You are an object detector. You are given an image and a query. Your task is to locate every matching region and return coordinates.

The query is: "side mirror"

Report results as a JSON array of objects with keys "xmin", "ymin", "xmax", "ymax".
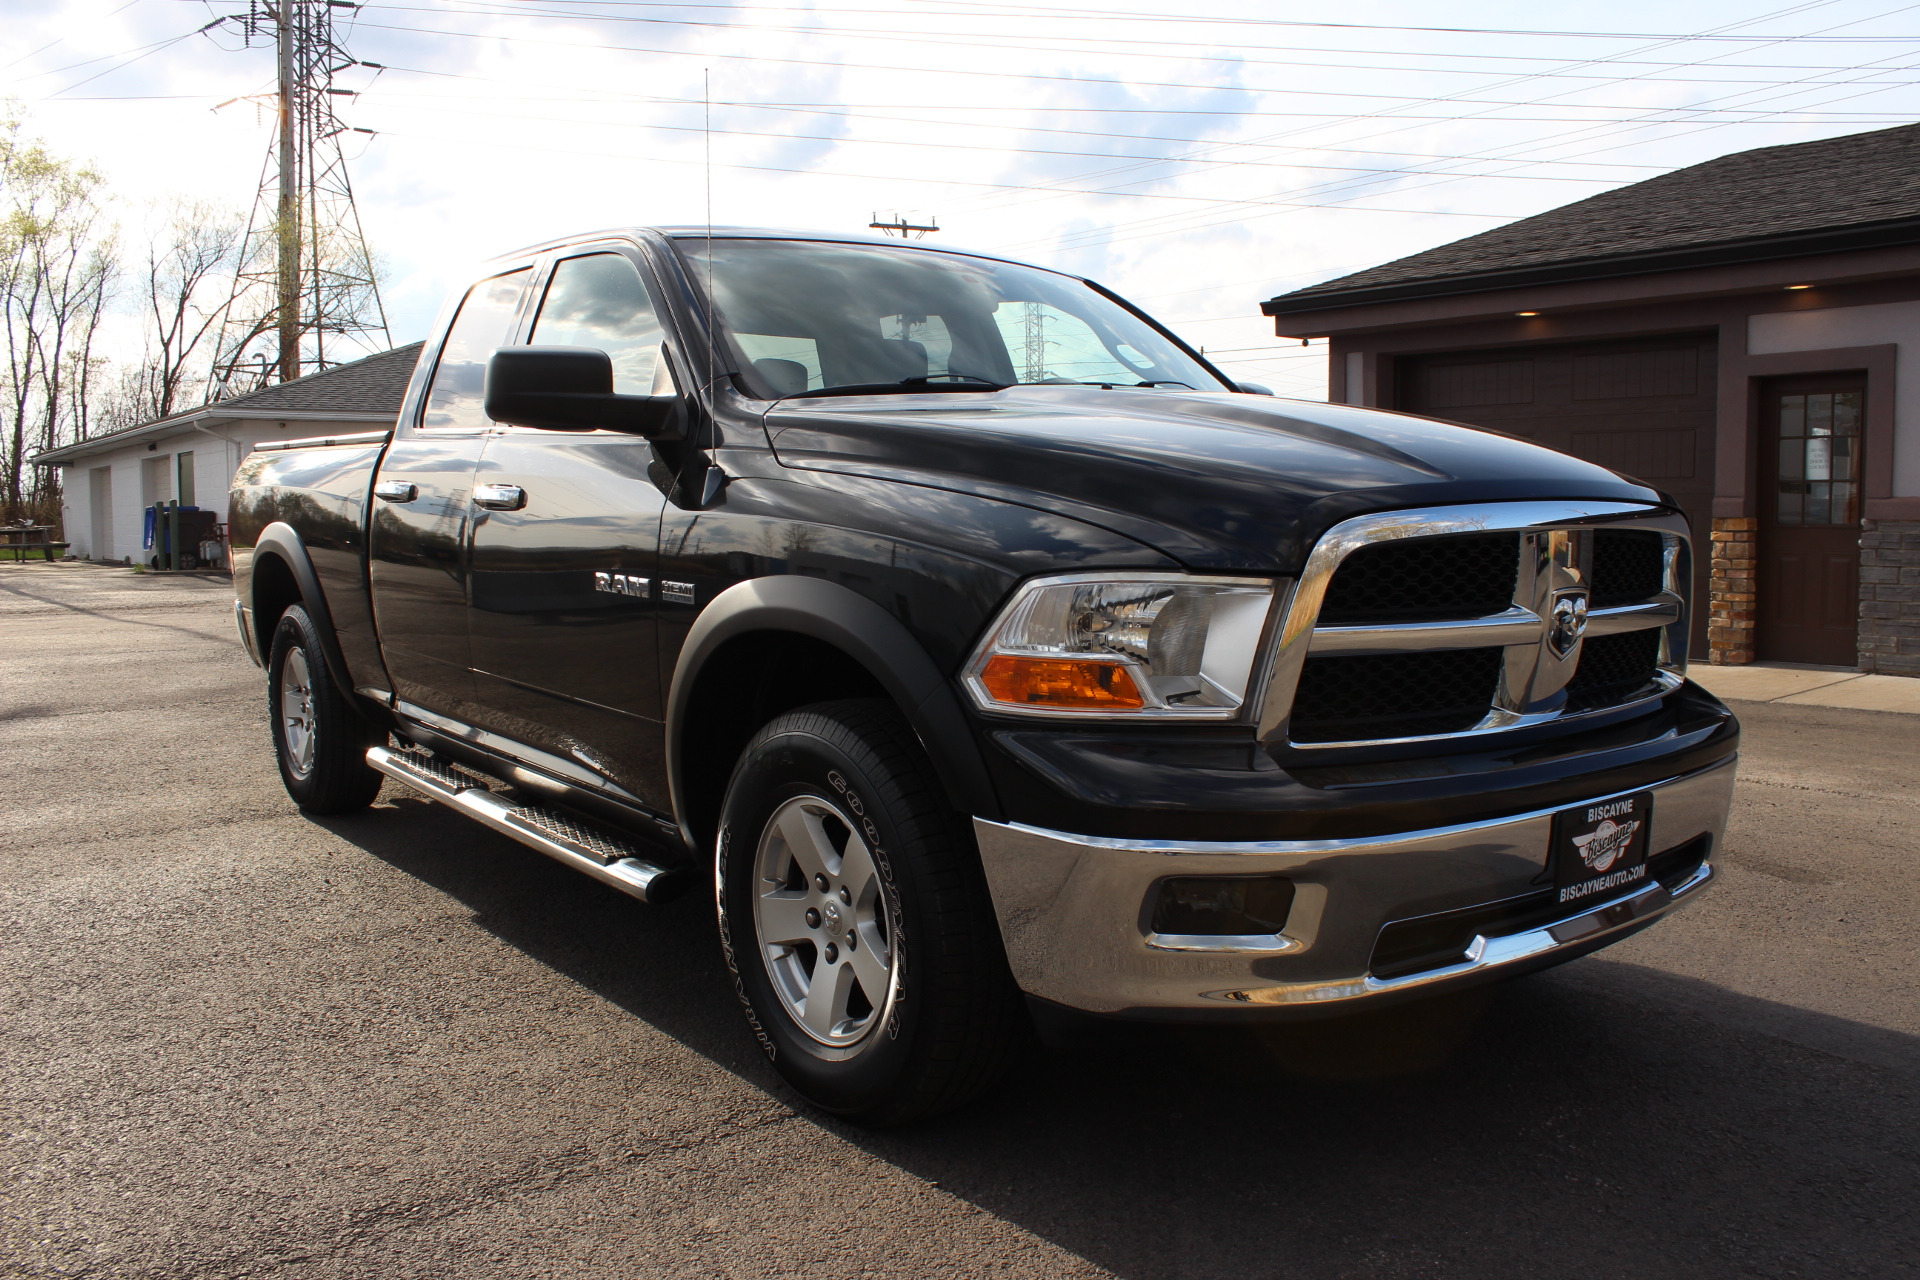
[
  {"xmin": 1233, "ymin": 381, "xmax": 1275, "ymax": 396},
  {"xmin": 483, "ymin": 347, "xmax": 683, "ymax": 439}
]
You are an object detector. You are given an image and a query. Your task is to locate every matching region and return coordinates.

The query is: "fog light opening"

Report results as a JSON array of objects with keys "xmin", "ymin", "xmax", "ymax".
[{"xmin": 1149, "ymin": 876, "xmax": 1296, "ymax": 937}]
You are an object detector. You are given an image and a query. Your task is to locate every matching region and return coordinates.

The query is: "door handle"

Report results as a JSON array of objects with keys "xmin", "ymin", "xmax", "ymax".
[
  {"xmin": 473, "ymin": 483, "xmax": 527, "ymax": 511},
  {"xmin": 373, "ymin": 481, "xmax": 417, "ymax": 503}
]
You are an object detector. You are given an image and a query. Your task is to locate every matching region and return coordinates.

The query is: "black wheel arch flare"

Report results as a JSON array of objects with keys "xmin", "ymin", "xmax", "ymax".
[
  {"xmin": 247, "ymin": 522, "xmax": 370, "ymax": 722},
  {"xmin": 666, "ymin": 575, "xmax": 1004, "ymax": 856}
]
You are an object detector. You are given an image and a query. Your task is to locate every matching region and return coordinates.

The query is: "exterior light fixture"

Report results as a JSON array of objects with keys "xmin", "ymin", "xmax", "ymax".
[
  {"xmin": 1786, "ymin": 284, "xmax": 1813, "ymax": 291},
  {"xmin": 1515, "ymin": 310, "xmax": 1539, "ymax": 317}
]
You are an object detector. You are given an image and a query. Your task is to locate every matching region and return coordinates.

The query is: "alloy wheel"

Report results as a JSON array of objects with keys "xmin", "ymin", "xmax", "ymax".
[
  {"xmin": 751, "ymin": 795, "xmax": 898, "ymax": 1047},
  {"xmin": 279, "ymin": 647, "xmax": 317, "ymax": 778}
]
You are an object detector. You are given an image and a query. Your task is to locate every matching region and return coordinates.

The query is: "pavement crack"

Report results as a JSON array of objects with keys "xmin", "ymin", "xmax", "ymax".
[{"xmin": 1737, "ymin": 773, "xmax": 1915, "ymax": 806}]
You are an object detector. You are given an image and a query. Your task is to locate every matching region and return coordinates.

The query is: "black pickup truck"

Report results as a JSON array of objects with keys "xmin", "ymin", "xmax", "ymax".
[{"xmin": 230, "ymin": 227, "xmax": 1738, "ymax": 1124}]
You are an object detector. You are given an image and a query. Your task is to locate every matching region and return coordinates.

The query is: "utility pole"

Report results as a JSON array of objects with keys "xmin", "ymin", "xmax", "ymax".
[
  {"xmin": 210, "ymin": 0, "xmax": 390, "ymax": 398},
  {"xmin": 868, "ymin": 212, "xmax": 939, "ymax": 240},
  {"xmin": 274, "ymin": 0, "xmax": 300, "ymax": 386}
]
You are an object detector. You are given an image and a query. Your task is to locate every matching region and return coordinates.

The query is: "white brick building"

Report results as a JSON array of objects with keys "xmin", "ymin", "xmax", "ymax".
[{"xmin": 33, "ymin": 343, "xmax": 422, "ymax": 564}]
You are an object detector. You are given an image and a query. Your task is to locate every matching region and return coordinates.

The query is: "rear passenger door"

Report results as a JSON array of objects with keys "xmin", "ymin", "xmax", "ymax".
[
  {"xmin": 370, "ymin": 267, "xmax": 532, "ymax": 719},
  {"xmin": 464, "ymin": 248, "xmax": 675, "ymax": 811}
]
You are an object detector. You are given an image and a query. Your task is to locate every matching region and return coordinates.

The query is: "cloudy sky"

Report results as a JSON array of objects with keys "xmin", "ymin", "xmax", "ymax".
[{"xmin": 7, "ymin": 0, "xmax": 1920, "ymax": 398}]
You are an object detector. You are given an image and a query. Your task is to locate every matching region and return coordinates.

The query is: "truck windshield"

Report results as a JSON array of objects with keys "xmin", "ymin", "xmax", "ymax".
[{"xmin": 675, "ymin": 237, "xmax": 1228, "ymax": 399}]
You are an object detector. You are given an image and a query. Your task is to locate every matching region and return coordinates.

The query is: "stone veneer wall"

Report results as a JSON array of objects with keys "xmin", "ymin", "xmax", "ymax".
[
  {"xmin": 1707, "ymin": 517, "xmax": 1757, "ymax": 665},
  {"xmin": 1860, "ymin": 519, "xmax": 1920, "ymax": 676}
]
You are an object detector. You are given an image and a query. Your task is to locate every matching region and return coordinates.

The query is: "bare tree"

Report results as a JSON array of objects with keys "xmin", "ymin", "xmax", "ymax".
[
  {"xmin": 0, "ymin": 113, "xmax": 115, "ymax": 523},
  {"xmin": 134, "ymin": 199, "xmax": 244, "ymax": 421}
]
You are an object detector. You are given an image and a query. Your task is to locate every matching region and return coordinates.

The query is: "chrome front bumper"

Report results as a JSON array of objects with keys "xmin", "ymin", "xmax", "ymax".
[{"xmin": 974, "ymin": 754, "xmax": 1736, "ymax": 1016}]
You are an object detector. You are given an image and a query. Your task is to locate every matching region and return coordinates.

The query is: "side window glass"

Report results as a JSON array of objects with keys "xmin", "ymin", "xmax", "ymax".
[
  {"xmin": 421, "ymin": 268, "xmax": 532, "ymax": 430},
  {"xmin": 529, "ymin": 253, "xmax": 663, "ymax": 395}
]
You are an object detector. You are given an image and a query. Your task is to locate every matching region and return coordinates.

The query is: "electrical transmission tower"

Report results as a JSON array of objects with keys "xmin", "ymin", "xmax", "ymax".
[
  {"xmin": 210, "ymin": 0, "xmax": 390, "ymax": 398},
  {"xmin": 1020, "ymin": 302, "xmax": 1051, "ymax": 383}
]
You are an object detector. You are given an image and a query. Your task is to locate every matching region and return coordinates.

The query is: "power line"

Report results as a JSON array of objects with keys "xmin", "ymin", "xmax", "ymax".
[
  {"xmin": 1005, "ymin": 0, "xmax": 1919, "ymax": 253},
  {"xmin": 357, "ymin": 94, "xmax": 1632, "ymax": 184},
  {"xmin": 362, "ymin": 121, "xmax": 1517, "ymax": 215},
  {"xmin": 348, "ymin": 15, "xmax": 1920, "ymax": 119},
  {"xmin": 908, "ymin": 0, "xmax": 1879, "ymax": 235},
  {"xmin": 358, "ymin": 0, "xmax": 1920, "ymax": 85},
  {"xmin": 344, "ymin": 0, "xmax": 1920, "ymax": 43}
]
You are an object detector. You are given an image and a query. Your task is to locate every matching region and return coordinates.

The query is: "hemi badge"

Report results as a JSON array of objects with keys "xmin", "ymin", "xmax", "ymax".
[
  {"xmin": 662, "ymin": 580, "xmax": 696, "ymax": 605},
  {"xmin": 595, "ymin": 572, "xmax": 650, "ymax": 597}
]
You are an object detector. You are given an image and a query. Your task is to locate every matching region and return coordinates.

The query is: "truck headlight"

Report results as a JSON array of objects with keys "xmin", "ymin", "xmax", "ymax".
[{"xmin": 962, "ymin": 574, "xmax": 1278, "ymax": 718}]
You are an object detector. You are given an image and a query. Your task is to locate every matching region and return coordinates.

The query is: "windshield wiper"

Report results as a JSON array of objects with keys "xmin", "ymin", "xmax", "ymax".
[
  {"xmin": 1013, "ymin": 379, "xmax": 1190, "ymax": 391},
  {"xmin": 786, "ymin": 374, "xmax": 1010, "ymax": 399}
]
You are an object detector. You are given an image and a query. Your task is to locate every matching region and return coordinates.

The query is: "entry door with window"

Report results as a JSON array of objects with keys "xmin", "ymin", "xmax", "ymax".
[
  {"xmin": 1759, "ymin": 375, "xmax": 1864, "ymax": 666},
  {"xmin": 369, "ymin": 267, "xmax": 532, "ymax": 717},
  {"xmin": 465, "ymin": 250, "xmax": 673, "ymax": 809}
]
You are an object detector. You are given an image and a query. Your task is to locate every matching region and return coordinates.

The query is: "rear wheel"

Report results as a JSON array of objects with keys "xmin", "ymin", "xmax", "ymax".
[
  {"xmin": 268, "ymin": 604, "xmax": 383, "ymax": 815},
  {"xmin": 716, "ymin": 699, "xmax": 1024, "ymax": 1126}
]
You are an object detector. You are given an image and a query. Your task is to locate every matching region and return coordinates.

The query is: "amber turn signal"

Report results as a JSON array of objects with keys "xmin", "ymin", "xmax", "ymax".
[{"xmin": 978, "ymin": 655, "xmax": 1145, "ymax": 709}]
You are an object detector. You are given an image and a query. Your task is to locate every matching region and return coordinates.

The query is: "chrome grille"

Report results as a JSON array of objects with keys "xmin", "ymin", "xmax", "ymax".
[
  {"xmin": 1590, "ymin": 530, "xmax": 1667, "ymax": 608},
  {"xmin": 1317, "ymin": 533, "xmax": 1520, "ymax": 625},
  {"xmin": 1258, "ymin": 501, "xmax": 1690, "ymax": 749},
  {"xmin": 1290, "ymin": 647, "xmax": 1505, "ymax": 744},
  {"xmin": 1564, "ymin": 629, "xmax": 1664, "ymax": 713}
]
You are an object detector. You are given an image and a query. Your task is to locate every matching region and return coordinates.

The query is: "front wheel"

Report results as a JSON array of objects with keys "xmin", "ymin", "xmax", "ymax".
[
  {"xmin": 716, "ymin": 699, "xmax": 1024, "ymax": 1126},
  {"xmin": 267, "ymin": 604, "xmax": 383, "ymax": 815}
]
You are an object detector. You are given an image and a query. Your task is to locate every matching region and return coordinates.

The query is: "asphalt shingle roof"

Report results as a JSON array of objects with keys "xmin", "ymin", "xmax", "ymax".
[
  {"xmin": 1268, "ymin": 123, "xmax": 1920, "ymax": 308},
  {"xmin": 210, "ymin": 342, "xmax": 424, "ymax": 416}
]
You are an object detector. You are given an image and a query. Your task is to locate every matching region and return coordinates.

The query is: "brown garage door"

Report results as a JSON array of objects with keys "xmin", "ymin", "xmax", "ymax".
[{"xmin": 1396, "ymin": 334, "xmax": 1716, "ymax": 652}]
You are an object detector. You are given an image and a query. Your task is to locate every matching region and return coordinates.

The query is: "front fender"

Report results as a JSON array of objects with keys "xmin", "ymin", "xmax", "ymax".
[{"xmin": 665, "ymin": 575, "xmax": 1002, "ymax": 848}]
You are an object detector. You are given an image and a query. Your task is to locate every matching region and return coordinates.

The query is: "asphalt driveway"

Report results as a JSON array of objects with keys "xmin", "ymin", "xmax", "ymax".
[{"xmin": 3, "ymin": 560, "xmax": 1915, "ymax": 1279}]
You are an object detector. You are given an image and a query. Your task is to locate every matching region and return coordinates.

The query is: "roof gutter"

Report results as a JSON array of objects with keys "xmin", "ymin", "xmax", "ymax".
[
  {"xmin": 1262, "ymin": 214, "xmax": 1920, "ymax": 318},
  {"xmin": 30, "ymin": 409, "xmax": 397, "ymax": 466}
]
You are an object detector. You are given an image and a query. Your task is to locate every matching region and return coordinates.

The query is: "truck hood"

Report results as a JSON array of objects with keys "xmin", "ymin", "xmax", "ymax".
[{"xmin": 765, "ymin": 386, "xmax": 1666, "ymax": 572}]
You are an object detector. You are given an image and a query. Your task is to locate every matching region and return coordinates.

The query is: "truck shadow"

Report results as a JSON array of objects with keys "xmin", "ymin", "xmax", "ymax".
[{"xmin": 325, "ymin": 796, "xmax": 1920, "ymax": 1280}]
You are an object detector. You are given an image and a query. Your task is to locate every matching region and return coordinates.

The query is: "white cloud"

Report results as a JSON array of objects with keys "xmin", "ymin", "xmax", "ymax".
[{"xmin": 8, "ymin": 0, "xmax": 1920, "ymax": 399}]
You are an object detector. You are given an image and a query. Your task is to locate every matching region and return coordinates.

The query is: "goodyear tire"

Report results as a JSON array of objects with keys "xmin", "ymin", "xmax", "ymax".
[
  {"xmin": 716, "ymin": 699, "xmax": 1023, "ymax": 1126},
  {"xmin": 267, "ymin": 604, "xmax": 383, "ymax": 815}
]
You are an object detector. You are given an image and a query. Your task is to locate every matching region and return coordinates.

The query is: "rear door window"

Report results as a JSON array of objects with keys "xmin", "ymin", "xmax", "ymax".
[{"xmin": 420, "ymin": 268, "xmax": 532, "ymax": 431}]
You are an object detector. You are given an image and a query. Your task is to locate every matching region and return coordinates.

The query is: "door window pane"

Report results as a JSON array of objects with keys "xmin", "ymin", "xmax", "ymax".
[
  {"xmin": 1773, "ymin": 386, "xmax": 1864, "ymax": 527},
  {"xmin": 1807, "ymin": 394, "xmax": 1833, "ymax": 437},
  {"xmin": 422, "ymin": 269, "xmax": 532, "ymax": 431},
  {"xmin": 1834, "ymin": 391, "xmax": 1862, "ymax": 435},
  {"xmin": 529, "ymin": 253, "xmax": 663, "ymax": 395},
  {"xmin": 1806, "ymin": 437, "xmax": 1831, "ymax": 481},
  {"xmin": 1779, "ymin": 394, "xmax": 1804, "ymax": 435},
  {"xmin": 1804, "ymin": 482, "xmax": 1831, "ymax": 525},
  {"xmin": 1777, "ymin": 486, "xmax": 1804, "ymax": 525},
  {"xmin": 1832, "ymin": 436, "xmax": 1856, "ymax": 480}
]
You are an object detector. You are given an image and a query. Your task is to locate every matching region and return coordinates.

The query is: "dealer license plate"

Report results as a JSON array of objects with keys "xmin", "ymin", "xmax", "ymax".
[{"xmin": 1552, "ymin": 791, "xmax": 1653, "ymax": 908}]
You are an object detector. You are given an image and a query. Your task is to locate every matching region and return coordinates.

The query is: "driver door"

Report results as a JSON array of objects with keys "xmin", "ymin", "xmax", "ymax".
[{"xmin": 464, "ymin": 249, "xmax": 675, "ymax": 810}]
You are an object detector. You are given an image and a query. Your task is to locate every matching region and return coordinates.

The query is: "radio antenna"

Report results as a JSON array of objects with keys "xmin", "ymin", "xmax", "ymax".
[{"xmin": 704, "ymin": 67, "xmax": 718, "ymax": 397}]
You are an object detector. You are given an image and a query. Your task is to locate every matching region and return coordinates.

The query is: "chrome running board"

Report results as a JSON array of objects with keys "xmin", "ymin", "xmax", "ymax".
[{"xmin": 366, "ymin": 745, "xmax": 690, "ymax": 903}]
